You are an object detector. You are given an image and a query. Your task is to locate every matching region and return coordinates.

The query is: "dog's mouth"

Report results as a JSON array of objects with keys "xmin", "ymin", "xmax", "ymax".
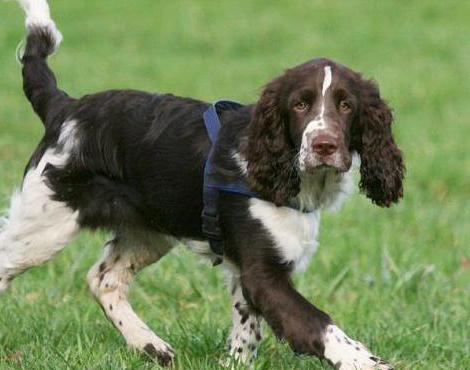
[
  {"xmin": 298, "ymin": 149, "xmax": 352, "ymax": 175},
  {"xmin": 314, "ymin": 163, "xmax": 335, "ymax": 171},
  {"xmin": 304, "ymin": 161, "xmax": 349, "ymax": 175}
]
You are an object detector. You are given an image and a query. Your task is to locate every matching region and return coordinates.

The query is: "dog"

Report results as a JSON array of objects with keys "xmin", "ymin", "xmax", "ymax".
[{"xmin": 0, "ymin": 0, "xmax": 404, "ymax": 368}]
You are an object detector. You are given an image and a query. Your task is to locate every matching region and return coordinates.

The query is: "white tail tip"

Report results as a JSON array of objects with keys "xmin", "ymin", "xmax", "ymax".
[{"xmin": 17, "ymin": 0, "xmax": 62, "ymax": 51}]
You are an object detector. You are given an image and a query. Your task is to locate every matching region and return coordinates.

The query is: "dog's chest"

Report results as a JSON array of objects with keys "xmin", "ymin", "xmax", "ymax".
[{"xmin": 249, "ymin": 199, "xmax": 320, "ymax": 272}]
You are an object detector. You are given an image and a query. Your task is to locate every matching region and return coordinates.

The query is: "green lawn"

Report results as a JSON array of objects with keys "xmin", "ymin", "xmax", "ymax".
[{"xmin": 0, "ymin": 1, "xmax": 469, "ymax": 369}]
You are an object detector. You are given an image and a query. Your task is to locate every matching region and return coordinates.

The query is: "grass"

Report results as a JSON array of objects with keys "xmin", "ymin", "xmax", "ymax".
[{"xmin": 0, "ymin": 0, "xmax": 469, "ymax": 369}]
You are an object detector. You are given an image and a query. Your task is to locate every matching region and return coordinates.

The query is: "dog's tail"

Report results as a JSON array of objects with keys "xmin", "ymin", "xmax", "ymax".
[{"xmin": 16, "ymin": 0, "xmax": 72, "ymax": 126}]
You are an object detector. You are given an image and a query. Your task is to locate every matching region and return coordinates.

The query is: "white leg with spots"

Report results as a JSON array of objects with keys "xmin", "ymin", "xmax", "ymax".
[
  {"xmin": 87, "ymin": 230, "xmax": 175, "ymax": 366},
  {"xmin": 0, "ymin": 148, "xmax": 79, "ymax": 292},
  {"xmin": 323, "ymin": 325, "xmax": 392, "ymax": 370},
  {"xmin": 226, "ymin": 277, "xmax": 262, "ymax": 364}
]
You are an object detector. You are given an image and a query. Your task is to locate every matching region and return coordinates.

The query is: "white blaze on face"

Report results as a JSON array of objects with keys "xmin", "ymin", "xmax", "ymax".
[
  {"xmin": 309, "ymin": 65, "xmax": 332, "ymax": 131},
  {"xmin": 321, "ymin": 66, "xmax": 333, "ymax": 96},
  {"xmin": 298, "ymin": 66, "xmax": 333, "ymax": 170}
]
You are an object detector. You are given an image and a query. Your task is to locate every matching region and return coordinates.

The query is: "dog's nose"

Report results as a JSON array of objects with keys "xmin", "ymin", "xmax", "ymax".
[{"xmin": 312, "ymin": 134, "xmax": 338, "ymax": 156}]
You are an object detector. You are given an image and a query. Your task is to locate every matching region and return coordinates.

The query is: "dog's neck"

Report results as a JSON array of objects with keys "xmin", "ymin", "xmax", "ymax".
[
  {"xmin": 232, "ymin": 144, "xmax": 357, "ymax": 212},
  {"xmin": 294, "ymin": 167, "xmax": 356, "ymax": 212}
]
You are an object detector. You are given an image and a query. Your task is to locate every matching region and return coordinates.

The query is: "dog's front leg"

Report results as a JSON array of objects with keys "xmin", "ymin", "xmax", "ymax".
[{"xmin": 240, "ymin": 266, "xmax": 392, "ymax": 370}]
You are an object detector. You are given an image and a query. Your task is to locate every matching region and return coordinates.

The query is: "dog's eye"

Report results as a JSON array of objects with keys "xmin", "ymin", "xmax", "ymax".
[
  {"xmin": 339, "ymin": 100, "xmax": 352, "ymax": 113},
  {"xmin": 294, "ymin": 101, "xmax": 309, "ymax": 112}
]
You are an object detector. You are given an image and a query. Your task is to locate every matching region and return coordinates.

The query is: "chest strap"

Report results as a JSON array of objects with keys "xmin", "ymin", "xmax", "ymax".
[
  {"xmin": 201, "ymin": 101, "xmax": 311, "ymax": 260},
  {"xmin": 202, "ymin": 100, "xmax": 253, "ymax": 258}
]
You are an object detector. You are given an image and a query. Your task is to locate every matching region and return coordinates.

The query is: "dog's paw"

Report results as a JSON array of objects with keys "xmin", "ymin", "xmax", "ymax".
[
  {"xmin": 220, "ymin": 342, "xmax": 256, "ymax": 369},
  {"xmin": 324, "ymin": 325, "xmax": 393, "ymax": 370},
  {"xmin": 219, "ymin": 356, "xmax": 254, "ymax": 370},
  {"xmin": 142, "ymin": 341, "xmax": 175, "ymax": 367},
  {"xmin": 332, "ymin": 355, "xmax": 393, "ymax": 370},
  {"xmin": 226, "ymin": 339, "xmax": 257, "ymax": 365}
]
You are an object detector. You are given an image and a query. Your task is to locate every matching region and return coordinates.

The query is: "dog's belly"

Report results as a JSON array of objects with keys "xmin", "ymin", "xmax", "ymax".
[{"xmin": 184, "ymin": 239, "xmax": 211, "ymax": 253}]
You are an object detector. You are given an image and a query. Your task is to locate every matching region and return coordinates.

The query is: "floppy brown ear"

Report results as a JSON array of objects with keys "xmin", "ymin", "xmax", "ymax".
[
  {"xmin": 245, "ymin": 77, "xmax": 300, "ymax": 206},
  {"xmin": 353, "ymin": 79, "xmax": 405, "ymax": 207}
]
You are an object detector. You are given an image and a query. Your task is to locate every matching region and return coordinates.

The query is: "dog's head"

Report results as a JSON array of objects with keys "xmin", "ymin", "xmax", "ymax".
[{"xmin": 245, "ymin": 58, "xmax": 404, "ymax": 207}]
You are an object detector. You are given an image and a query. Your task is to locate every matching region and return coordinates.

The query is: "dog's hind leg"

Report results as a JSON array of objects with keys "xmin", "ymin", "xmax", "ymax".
[
  {"xmin": 87, "ymin": 229, "xmax": 175, "ymax": 366},
  {"xmin": 0, "ymin": 151, "xmax": 79, "ymax": 292}
]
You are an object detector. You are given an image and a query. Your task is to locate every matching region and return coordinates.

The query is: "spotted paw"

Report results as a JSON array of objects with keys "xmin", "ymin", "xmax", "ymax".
[
  {"xmin": 143, "ymin": 342, "xmax": 175, "ymax": 366},
  {"xmin": 219, "ymin": 355, "xmax": 254, "ymax": 370},
  {"xmin": 228, "ymin": 345, "xmax": 257, "ymax": 365},
  {"xmin": 333, "ymin": 356, "xmax": 393, "ymax": 370},
  {"xmin": 324, "ymin": 325, "xmax": 393, "ymax": 370}
]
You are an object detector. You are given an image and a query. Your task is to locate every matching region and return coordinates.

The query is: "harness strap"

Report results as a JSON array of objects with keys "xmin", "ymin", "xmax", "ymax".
[
  {"xmin": 202, "ymin": 100, "xmax": 244, "ymax": 258},
  {"xmin": 201, "ymin": 100, "xmax": 312, "ymax": 260}
]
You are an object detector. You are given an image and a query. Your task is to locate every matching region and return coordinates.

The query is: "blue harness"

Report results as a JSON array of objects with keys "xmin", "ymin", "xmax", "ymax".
[
  {"xmin": 201, "ymin": 100, "xmax": 309, "ymax": 260},
  {"xmin": 201, "ymin": 100, "xmax": 256, "ymax": 257}
]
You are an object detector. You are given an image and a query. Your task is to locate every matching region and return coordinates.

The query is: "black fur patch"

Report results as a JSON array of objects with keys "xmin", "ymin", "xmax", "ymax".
[
  {"xmin": 99, "ymin": 263, "xmax": 106, "ymax": 273},
  {"xmin": 143, "ymin": 343, "xmax": 173, "ymax": 366}
]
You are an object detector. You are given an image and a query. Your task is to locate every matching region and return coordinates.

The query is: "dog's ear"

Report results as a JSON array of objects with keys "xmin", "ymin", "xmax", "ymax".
[
  {"xmin": 245, "ymin": 77, "xmax": 300, "ymax": 206},
  {"xmin": 352, "ymin": 79, "xmax": 405, "ymax": 207}
]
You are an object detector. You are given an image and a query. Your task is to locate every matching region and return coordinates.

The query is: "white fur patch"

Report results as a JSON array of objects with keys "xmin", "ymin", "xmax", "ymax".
[
  {"xmin": 249, "ymin": 199, "xmax": 320, "ymax": 272},
  {"xmin": 299, "ymin": 65, "xmax": 334, "ymax": 171},
  {"xmin": 185, "ymin": 239, "xmax": 211, "ymax": 255},
  {"xmin": 226, "ymin": 280, "xmax": 262, "ymax": 364},
  {"xmin": 248, "ymin": 165, "xmax": 355, "ymax": 272},
  {"xmin": 87, "ymin": 232, "xmax": 175, "ymax": 359},
  {"xmin": 322, "ymin": 65, "xmax": 332, "ymax": 96},
  {"xmin": 296, "ymin": 156, "xmax": 358, "ymax": 212},
  {"xmin": 232, "ymin": 151, "xmax": 248, "ymax": 176},
  {"xmin": 0, "ymin": 121, "xmax": 79, "ymax": 291},
  {"xmin": 324, "ymin": 325, "xmax": 391, "ymax": 370},
  {"xmin": 306, "ymin": 65, "xmax": 333, "ymax": 132},
  {"xmin": 17, "ymin": 0, "xmax": 62, "ymax": 51}
]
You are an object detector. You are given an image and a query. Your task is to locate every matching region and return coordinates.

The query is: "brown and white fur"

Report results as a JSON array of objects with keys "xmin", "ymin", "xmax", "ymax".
[{"xmin": 0, "ymin": 1, "xmax": 404, "ymax": 369}]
